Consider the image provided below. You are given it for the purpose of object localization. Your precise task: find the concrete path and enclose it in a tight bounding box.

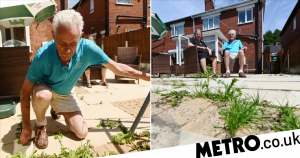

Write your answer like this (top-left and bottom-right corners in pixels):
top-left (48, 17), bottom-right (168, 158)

top-left (151, 73), bottom-right (300, 149)
top-left (152, 74), bottom-right (300, 107)
top-left (0, 69), bottom-right (150, 157)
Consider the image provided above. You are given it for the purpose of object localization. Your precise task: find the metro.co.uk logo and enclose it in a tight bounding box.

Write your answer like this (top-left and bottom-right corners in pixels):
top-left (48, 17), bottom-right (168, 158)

top-left (196, 132), bottom-right (299, 157)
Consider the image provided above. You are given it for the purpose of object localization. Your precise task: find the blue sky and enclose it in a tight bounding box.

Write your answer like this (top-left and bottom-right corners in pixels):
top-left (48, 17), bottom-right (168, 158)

top-left (68, 0), bottom-right (298, 34)
top-left (151, 0), bottom-right (298, 34)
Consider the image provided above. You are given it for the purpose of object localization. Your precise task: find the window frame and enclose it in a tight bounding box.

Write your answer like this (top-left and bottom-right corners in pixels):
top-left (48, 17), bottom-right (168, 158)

top-left (202, 34), bottom-right (221, 61)
top-left (170, 21), bottom-right (185, 37)
top-left (90, 0), bottom-right (94, 14)
top-left (202, 16), bottom-right (220, 31)
top-left (116, 0), bottom-right (132, 5)
top-left (238, 8), bottom-right (253, 24)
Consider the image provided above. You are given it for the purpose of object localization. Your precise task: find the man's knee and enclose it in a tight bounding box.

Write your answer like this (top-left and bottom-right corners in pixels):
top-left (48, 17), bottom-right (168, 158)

top-left (224, 50), bottom-right (230, 57)
top-left (33, 87), bottom-right (52, 105)
top-left (238, 50), bottom-right (244, 56)
top-left (74, 125), bottom-right (88, 139)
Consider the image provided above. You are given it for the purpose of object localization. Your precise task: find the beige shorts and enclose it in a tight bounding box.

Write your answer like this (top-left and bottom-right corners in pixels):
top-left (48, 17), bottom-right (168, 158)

top-left (230, 53), bottom-right (238, 59)
top-left (32, 83), bottom-right (81, 114)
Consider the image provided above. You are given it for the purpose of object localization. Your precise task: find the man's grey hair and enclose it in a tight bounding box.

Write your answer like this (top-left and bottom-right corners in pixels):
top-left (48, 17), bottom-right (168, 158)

top-left (52, 9), bottom-right (84, 37)
top-left (228, 29), bottom-right (236, 35)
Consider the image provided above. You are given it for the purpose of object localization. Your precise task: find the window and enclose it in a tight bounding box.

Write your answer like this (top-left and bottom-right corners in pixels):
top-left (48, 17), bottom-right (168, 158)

top-left (1, 27), bottom-right (27, 47)
top-left (293, 16), bottom-right (296, 31)
top-left (203, 17), bottom-right (219, 31)
top-left (170, 22), bottom-right (185, 36)
top-left (117, 0), bottom-right (131, 4)
top-left (90, 0), bottom-right (94, 13)
top-left (238, 9), bottom-right (253, 24)
top-left (203, 35), bottom-right (216, 58)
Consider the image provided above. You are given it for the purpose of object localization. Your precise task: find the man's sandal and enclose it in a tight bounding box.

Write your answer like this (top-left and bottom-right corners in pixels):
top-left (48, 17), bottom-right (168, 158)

top-left (50, 108), bottom-right (61, 120)
top-left (34, 124), bottom-right (48, 149)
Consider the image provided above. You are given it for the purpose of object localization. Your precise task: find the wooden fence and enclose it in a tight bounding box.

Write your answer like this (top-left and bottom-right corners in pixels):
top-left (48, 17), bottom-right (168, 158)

top-left (94, 28), bottom-right (150, 63)
top-left (282, 38), bottom-right (300, 73)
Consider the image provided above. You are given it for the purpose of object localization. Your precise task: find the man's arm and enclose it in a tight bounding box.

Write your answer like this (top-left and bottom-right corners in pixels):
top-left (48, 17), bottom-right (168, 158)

top-left (103, 59), bottom-right (150, 81)
top-left (19, 78), bottom-right (35, 145)
top-left (220, 42), bottom-right (228, 54)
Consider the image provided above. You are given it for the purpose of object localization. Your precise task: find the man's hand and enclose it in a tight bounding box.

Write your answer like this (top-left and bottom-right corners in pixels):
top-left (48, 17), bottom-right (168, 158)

top-left (241, 46), bottom-right (248, 51)
top-left (104, 60), bottom-right (150, 81)
top-left (20, 78), bottom-right (35, 145)
top-left (19, 125), bottom-right (32, 145)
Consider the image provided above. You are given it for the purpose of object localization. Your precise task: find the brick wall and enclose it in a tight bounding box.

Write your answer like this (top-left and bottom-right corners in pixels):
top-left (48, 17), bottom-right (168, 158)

top-left (76, 0), bottom-right (106, 39)
top-left (108, 0), bottom-right (149, 35)
top-left (29, 0), bottom-right (68, 60)
top-left (152, 2), bottom-right (263, 73)
top-left (281, 7), bottom-right (300, 60)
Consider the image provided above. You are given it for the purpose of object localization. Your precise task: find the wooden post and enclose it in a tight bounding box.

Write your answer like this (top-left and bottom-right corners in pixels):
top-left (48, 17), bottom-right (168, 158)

top-left (102, 37), bottom-right (104, 51)
top-left (125, 41), bottom-right (128, 47)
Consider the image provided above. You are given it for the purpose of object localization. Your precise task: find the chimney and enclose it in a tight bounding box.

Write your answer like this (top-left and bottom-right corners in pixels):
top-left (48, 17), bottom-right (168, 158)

top-left (205, 0), bottom-right (215, 11)
top-left (275, 39), bottom-right (279, 46)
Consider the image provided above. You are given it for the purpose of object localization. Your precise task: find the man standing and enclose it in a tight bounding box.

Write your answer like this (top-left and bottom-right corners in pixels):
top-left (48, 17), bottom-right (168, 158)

top-left (19, 10), bottom-right (150, 149)
top-left (219, 30), bottom-right (247, 78)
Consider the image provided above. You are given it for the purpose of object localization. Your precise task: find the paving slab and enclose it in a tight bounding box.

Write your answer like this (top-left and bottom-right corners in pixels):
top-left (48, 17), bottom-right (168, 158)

top-left (152, 74), bottom-right (300, 107)
top-left (1, 69), bottom-right (150, 157)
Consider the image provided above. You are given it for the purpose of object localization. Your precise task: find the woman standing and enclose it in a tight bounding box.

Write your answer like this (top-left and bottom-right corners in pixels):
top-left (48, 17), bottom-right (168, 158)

top-left (188, 29), bottom-right (218, 76)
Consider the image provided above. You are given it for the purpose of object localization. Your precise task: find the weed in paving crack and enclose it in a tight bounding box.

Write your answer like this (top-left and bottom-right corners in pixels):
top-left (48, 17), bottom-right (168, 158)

top-left (271, 101), bottom-right (300, 131)
top-left (172, 80), bottom-right (187, 89)
top-left (219, 93), bottom-right (268, 138)
top-left (215, 78), bottom-right (242, 101)
top-left (101, 118), bottom-right (120, 129)
top-left (152, 87), bottom-right (162, 94)
top-left (79, 96), bottom-right (84, 100)
top-left (131, 141), bottom-right (150, 151)
top-left (161, 90), bottom-right (190, 106)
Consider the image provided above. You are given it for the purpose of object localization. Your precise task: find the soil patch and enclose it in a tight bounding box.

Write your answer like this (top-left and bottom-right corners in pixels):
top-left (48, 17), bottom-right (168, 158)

top-left (151, 93), bottom-right (278, 139)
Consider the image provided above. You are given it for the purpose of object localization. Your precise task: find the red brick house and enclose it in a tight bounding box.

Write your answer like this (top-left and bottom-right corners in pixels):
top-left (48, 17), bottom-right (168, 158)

top-left (72, 0), bottom-right (150, 39)
top-left (152, 0), bottom-right (265, 74)
top-left (0, 0), bottom-right (68, 61)
top-left (280, 0), bottom-right (300, 73)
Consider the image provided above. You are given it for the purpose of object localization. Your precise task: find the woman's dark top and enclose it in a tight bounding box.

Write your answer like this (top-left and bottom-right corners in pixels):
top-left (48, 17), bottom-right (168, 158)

top-left (190, 37), bottom-right (216, 60)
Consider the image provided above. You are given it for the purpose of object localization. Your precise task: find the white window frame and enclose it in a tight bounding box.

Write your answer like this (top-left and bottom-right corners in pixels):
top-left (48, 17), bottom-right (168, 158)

top-left (128, 29), bottom-right (136, 32)
top-left (170, 21), bottom-right (185, 37)
top-left (293, 16), bottom-right (296, 31)
top-left (202, 35), bottom-right (221, 61)
top-left (116, 0), bottom-right (133, 5)
top-left (202, 16), bottom-right (220, 31)
top-left (90, 0), bottom-right (94, 14)
top-left (237, 4), bottom-right (254, 25)
top-left (0, 26), bottom-right (31, 51)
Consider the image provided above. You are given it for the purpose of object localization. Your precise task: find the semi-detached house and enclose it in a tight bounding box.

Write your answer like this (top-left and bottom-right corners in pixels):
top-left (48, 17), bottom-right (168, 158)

top-left (152, 0), bottom-right (266, 74)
